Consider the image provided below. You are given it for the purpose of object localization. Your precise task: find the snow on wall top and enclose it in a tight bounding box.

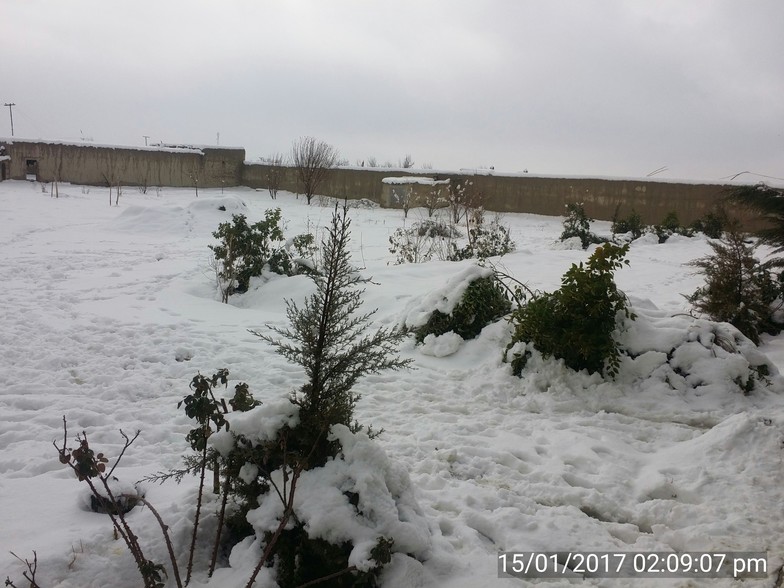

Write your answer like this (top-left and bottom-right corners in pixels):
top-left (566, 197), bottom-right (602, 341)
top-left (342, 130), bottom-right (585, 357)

top-left (0, 137), bottom-right (205, 155)
top-left (382, 176), bottom-right (450, 185)
top-left (244, 160), bottom-right (779, 187)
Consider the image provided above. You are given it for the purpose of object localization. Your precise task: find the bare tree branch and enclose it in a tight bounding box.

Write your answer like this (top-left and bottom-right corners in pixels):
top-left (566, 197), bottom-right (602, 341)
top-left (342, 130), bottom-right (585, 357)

top-left (291, 137), bottom-right (338, 205)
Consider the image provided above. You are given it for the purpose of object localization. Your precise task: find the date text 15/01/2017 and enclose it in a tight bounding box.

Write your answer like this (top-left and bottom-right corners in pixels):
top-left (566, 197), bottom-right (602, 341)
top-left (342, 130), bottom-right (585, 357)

top-left (497, 551), bottom-right (767, 579)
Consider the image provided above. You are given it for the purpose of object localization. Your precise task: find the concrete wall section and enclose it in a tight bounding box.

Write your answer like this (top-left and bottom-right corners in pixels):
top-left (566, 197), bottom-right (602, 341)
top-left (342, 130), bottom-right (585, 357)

top-left (242, 162), bottom-right (300, 193)
top-left (474, 174), bottom-right (731, 225)
top-left (0, 139), bottom-right (245, 188)
top-left (1, 139), bottom-right (750, 227)
top-left (244, 163), bottom-right (734, 225)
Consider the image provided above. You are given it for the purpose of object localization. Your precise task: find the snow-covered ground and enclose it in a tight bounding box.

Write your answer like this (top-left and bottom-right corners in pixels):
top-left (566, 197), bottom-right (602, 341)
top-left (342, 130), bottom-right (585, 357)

top-left (1, 180), bottom-right (783, 587)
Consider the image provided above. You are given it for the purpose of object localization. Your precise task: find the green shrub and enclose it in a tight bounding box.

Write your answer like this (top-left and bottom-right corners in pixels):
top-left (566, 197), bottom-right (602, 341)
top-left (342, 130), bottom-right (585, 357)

top-left (652, 211), bottom-right (693, 242)
top-left (506, 243), bottom-right (634, 376)
top-left (414, 275), bottom-right (511, 342)
top-left (247, 205), bottom-right (412, 586)
top-left (561, 203), bottom-right (604, 249)
top-left (687, 227), bottom-right (783, 344)
top-left (210, 209), bottom-right (315, 302)
top-left (611, 207), bottom-right (645, 240)
top-left (690, 209), bottom-right (728, 239)
top-left (658, 211), bottom-right (681, 233)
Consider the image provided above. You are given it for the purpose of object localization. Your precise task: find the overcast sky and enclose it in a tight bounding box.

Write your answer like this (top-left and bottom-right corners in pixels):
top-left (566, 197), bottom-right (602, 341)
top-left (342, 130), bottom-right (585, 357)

top-left (2, 1), bottom-right (782, 181)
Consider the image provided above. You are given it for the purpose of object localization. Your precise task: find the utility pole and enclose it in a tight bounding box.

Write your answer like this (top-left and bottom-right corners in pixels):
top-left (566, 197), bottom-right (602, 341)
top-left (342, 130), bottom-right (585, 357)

top-left (4, 103), bottom-right (15, 136)
top-left (143, 135), bottom-right (150, 146)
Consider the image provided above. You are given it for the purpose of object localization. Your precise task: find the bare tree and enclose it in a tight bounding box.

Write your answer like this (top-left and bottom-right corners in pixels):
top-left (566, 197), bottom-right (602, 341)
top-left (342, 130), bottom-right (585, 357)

top-left (290, 136), bottom-right (338, 205)
top-left (102, 153), bottom-right (122, 206)
top-left (51, 145), bottom-right (64, 198)
top-left (265, 152), bottom-right (285, 199)
top-left (189, 162), bottom-right (200, 198)
top-left (399, 154), bottom-right (415, 168)
top-left (396, 185), bottom-right (415, 219)
top-left (447, 179), bottom-right (485, 225)
top-left (424, 186), bottom-right (445, 218)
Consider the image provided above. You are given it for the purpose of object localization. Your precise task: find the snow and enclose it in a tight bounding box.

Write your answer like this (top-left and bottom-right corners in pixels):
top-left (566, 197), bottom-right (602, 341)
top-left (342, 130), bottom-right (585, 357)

top-left (1, 179), bottom-right (784, 587)
top-left (402, 264), bottom-right (494, 329)
top-left (0, 137), bottom-right (206, 154)
top-left (243, 424), bottom-right (433, 573)
top-left (382, 176), bottom-right (450, 186)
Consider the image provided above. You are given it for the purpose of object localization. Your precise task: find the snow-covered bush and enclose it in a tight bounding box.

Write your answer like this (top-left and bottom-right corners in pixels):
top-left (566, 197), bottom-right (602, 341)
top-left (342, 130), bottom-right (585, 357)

top-left (611, 207), bottom-right (645, 240)
top-left (690, 210), bottom-right (726, 238)
top-left (687, 227), bottom-right (783, 344)
top-left (229, 204), bottom-right (423, 586)
top-left (389, 217), bottom-right (514, 265)
top-left (618, 304), bottom-right (778, 396)
top-left (404, 265), bottom-right (511, 345)
top-left (210, 420), bottom-right (432, 588)
top-left (651, 211), bottom-right (694, 243)
top-left (449, 220), bottom-right (515, 261)
top-left (388, 219), bottom-right (457, 265)
top-left (513, 300), bottom-right (781, 400)
top-left (506, 243), bottom-right (634, 377)
top-left (560, 202), bottom-right (604, 249)
top-left (209, 209), bottom-right (315, 303)
top-left (446, 179), bottom-right (480, 224)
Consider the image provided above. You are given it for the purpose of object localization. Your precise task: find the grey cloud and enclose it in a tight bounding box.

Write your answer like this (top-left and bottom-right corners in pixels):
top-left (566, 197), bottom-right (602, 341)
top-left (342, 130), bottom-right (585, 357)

top-left (2, 0), bottom-right (781, 180)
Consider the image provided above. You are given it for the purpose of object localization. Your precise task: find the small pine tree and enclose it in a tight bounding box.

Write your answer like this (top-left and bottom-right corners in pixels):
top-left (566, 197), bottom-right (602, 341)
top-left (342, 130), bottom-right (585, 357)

top-left (687, 227), bottom-right (783, 344)
top-left (253, 202), bottom-right (411, 466)
top-left (249, 203), bottom-right (411, 587)
top-left (726, 183), bottom-right (784, 250)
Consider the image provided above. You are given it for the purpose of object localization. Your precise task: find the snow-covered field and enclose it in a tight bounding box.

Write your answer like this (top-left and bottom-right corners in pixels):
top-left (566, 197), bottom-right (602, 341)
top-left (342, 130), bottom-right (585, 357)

top-left (1, 180), bottom-right (783, 587)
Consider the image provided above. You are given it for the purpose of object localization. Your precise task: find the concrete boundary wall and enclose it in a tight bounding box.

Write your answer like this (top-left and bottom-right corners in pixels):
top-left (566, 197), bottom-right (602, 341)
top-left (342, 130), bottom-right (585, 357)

top-left (0, 138), bottom-right (751, 226)
top-left (0, 139), bottom-right (245, 188)
top-left (244, 162), bottom-right (739, 226)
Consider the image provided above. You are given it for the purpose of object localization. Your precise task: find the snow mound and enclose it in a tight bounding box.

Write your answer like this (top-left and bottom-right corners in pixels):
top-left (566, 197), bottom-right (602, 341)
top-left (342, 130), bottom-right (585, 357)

top-left (420, 332), bottom-right (463, 357)
top-left (244, 424), bottom-right (432, 573)
top-left (209, 399), bottom-right (300, 456)
top-left (629, 232), bottom-right (659, 245)
top-left (316, 196), bottom-right (379, 209)
top-left (112, 195), bottom-right (247, 234)
top-left (509, 299), bottom-right (783, 420)
top-left (402, 264), bottom-right (493, 330)
top-left (618, 302), bottom-right (781, 399)
top-left (551, 236), bottom-right (584, 250)
top-left (112, 203), bottom-right (190, 233)
top-left (186, 195), bottom-right (248, 214)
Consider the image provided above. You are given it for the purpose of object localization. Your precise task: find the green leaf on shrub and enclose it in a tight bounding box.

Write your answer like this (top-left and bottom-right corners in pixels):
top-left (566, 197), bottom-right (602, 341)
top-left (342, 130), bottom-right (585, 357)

top-left (505, 243), bottom-right (634, 377)
top-left (415, 275), bottom-right (511, 342)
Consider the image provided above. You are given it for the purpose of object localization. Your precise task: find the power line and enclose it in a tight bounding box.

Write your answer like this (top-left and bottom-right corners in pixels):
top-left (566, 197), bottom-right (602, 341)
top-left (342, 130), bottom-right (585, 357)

top-left (3, 103), bottom-right (15, 136)
top-left (720, 170), bottom-right (784, 182)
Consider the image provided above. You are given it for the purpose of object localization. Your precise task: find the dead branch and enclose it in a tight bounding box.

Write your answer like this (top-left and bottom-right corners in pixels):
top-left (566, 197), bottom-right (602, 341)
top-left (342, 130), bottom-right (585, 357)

top-left (8, 551), bottom-right (42, 588)
top-left (133, 496), bottom-right (183, 588)
top-left (107, 429), bottom-right (140, 479)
